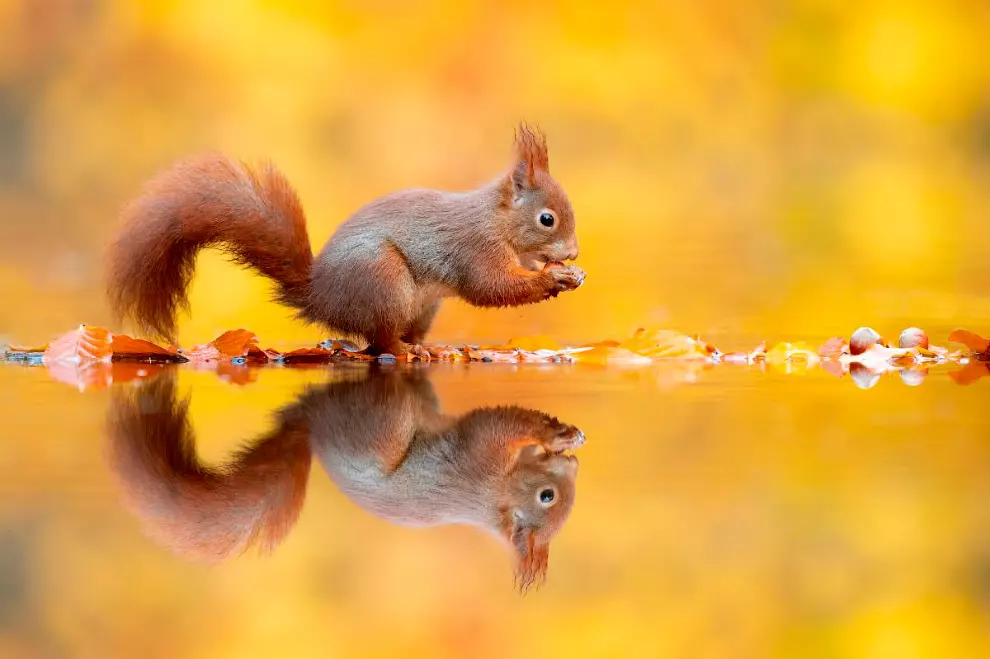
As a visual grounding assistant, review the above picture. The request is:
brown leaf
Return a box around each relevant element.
[947,329,990,353]
[110,334,184,362]
[43,325,112,364]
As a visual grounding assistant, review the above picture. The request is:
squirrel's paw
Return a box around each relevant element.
[547,263,586,293]
[546,423,587,453]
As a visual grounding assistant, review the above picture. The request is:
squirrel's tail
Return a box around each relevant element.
[107,153,313,342]
[107,374,312,562]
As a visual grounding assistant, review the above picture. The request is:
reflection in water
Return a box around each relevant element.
[106,367,584,590]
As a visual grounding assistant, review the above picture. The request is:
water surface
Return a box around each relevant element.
[2,351,989,658]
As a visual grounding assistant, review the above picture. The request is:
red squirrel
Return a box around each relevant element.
[107,366,584,591]
[107,124,585,355]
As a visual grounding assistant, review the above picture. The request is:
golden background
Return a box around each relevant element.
[1,0,988,349]
[3,2,990,658]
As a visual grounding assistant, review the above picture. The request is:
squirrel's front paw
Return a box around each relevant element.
[547,263,586,293]
[546,423,587,453]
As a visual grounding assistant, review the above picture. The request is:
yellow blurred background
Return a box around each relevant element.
[1,0,989,349]
[4,3,990,657]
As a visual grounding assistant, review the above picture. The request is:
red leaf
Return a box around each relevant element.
[947,329,990,353]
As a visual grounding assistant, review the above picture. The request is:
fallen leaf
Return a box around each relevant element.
[278,347,334,364]
[47,361,169,392]
[470,349,522,363]
[43,325,113,364]
[818,337,848,360]
[573,346,653,365]
[822,360,847,378]
[949,362,990,386]
[185,329,260,362]
[110,335,185,362]
[581,340,621,349]
[947,329,990,353]
[8,342,48,353]
[765,341,820,365]
[619,328,715,359]
[507,335,562,352]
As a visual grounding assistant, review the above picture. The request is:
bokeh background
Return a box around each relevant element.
[4,3,990,659]
[1,0,989,348]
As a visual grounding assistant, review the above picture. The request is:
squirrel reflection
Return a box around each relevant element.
[107,367,584,590]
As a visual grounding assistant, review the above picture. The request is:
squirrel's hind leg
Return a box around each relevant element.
[308,242,416,354]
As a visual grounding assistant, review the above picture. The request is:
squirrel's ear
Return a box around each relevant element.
[503,509,548,592]
[506,123,549,199]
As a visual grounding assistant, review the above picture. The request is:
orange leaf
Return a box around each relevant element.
[43,325,113,364]
[573,346,653,365]
[618,328,713,359]
[46,361,168,392]
[213,329,260,357]
[8,342,48,353]
[581,340,621,349]
[110,334,184,362]
[949,362,990,386]
[217,363,259,386]
[947,329,990,353]
[765,341,819,365]
[507,335,562,351]
[818,337,848,360]
[185,329,260,362]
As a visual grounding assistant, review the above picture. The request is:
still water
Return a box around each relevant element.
[2,344,990,658]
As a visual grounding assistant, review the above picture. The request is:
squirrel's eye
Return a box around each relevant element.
[539,488,555,504]
[538,212,555,228]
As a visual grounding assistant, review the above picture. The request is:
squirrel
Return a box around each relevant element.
[106,366,585,591]
[106,124,585,355]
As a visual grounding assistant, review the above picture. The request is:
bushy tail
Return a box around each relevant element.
[106,374,312,562]
[107,153,313,341]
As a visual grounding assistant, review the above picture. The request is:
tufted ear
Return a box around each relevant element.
[501,507,549,593]
[507,123,549,198]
